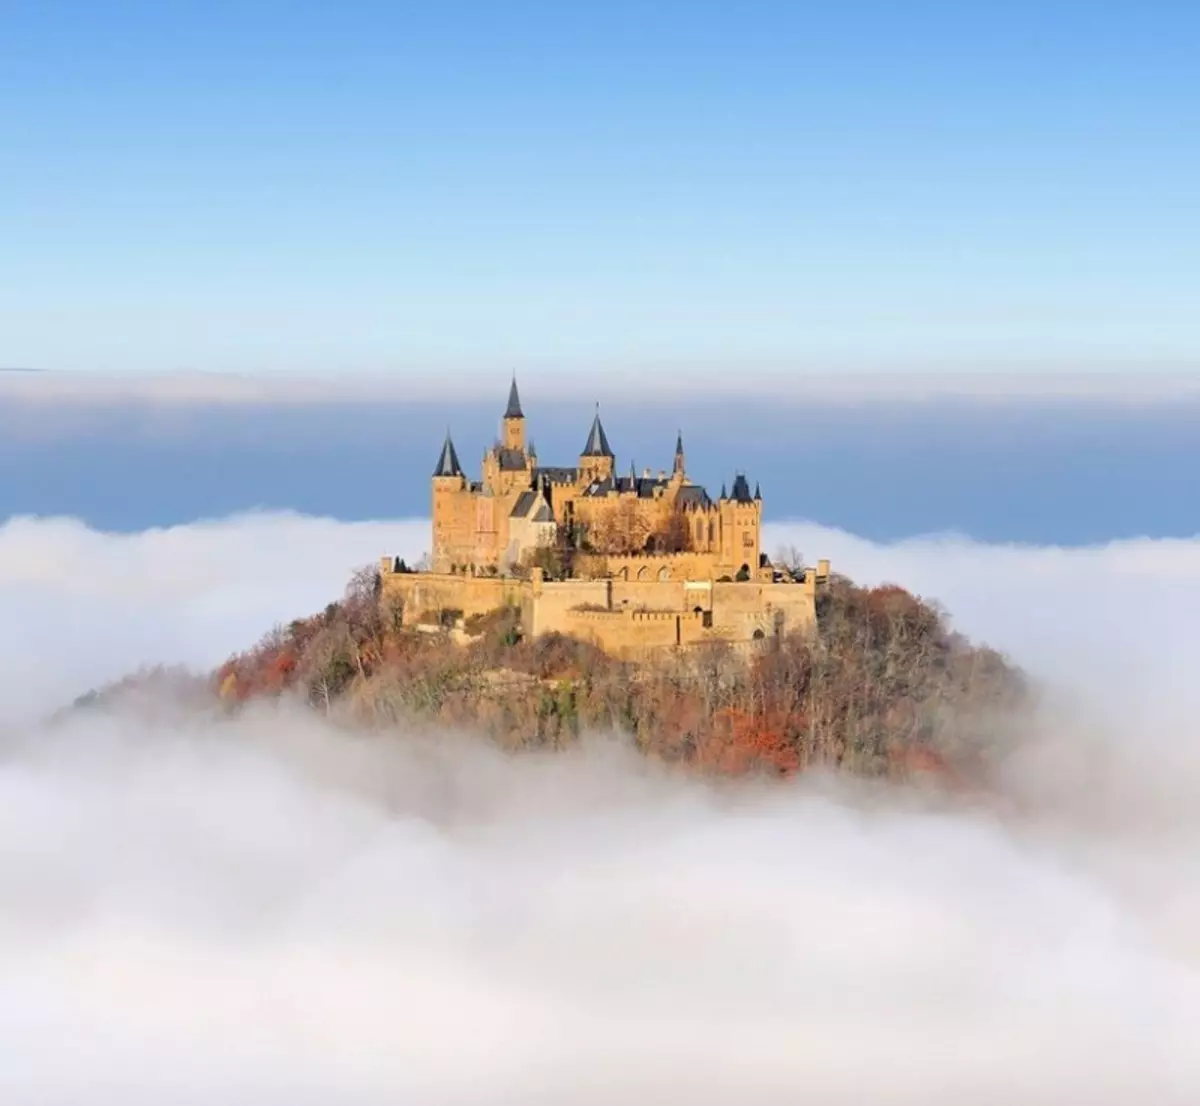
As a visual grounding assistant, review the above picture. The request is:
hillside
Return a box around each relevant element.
[202,566,1026,783]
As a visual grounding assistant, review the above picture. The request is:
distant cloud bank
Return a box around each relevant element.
[4,367,1200,406]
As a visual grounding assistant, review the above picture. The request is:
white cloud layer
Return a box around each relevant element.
[2,512,1200,1102]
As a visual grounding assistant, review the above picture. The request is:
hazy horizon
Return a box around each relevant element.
[4,376,1198,545]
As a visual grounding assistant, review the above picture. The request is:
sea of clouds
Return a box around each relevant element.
[3,511,1200,1103]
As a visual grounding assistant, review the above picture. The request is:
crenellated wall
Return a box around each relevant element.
[379,557,826,655]
[380,562,526,625]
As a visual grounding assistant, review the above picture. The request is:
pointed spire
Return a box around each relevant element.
[504,374,524,419]
[581,403,613,457]
[675,430,684,456]
[433,429,463,477]
[754,481,762,500]
[720,482,728,500]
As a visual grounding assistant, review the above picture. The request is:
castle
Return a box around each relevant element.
[381,378,829,658]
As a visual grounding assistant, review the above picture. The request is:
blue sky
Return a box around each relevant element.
[2,1,1197,378]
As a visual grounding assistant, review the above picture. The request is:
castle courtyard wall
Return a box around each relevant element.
[380,560,822,655]
[380,565,526,626]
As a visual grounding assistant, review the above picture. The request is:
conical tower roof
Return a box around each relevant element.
[581,405,613,458]
[504,375,523,419]
[433,430,463,477]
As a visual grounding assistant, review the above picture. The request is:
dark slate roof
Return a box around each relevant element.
[604,473,669,498]
[582,476,614,497]
[510,490,538,518]
[531,502,554,523]
[505,376,523,419]
[676,484,713,509]
[731,474,754,503]
[433,433,463,477]
[581,409,614,457]
[533,465,578,484]
[497,447,527,471]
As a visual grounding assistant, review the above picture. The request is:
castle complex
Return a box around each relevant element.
[381,378,829,658]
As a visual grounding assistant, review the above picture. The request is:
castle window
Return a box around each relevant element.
[658,567,670,582]
[708,521,715,545]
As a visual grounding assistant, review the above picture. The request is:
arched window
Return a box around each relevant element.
[708,520,715,545]
[752,628,766,640]
[695,519,704,545]
[637,565,651,581]
[658,567,670,582]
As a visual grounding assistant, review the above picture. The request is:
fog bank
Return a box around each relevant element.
[2,512,1200,1101]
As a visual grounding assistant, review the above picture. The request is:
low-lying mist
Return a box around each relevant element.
[2,512,1200,1102]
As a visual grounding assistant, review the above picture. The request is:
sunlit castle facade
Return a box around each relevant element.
[380,377,829,659]
[430,377,763,581]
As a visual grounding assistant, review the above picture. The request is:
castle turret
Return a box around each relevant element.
[431,430,468,571]
[502,374,526,452]
[580,404,614,482]
[718,473,762,577]
[432,430,463,479]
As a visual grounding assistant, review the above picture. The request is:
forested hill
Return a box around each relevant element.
[142,567,1025,783]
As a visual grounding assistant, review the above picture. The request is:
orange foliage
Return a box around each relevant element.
[701,707,802,776]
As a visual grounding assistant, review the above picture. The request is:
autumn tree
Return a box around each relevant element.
[651,507,692,554]
[584,498,654,555]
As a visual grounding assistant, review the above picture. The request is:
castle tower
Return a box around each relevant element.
[673,430,685,477]
[502,375,526,452]
[719,473,762,577]
[431,430,466,570]
[579,405,615,482]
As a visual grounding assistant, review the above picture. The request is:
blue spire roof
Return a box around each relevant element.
[581,405,613,458]
[433,431,463,477]
[504,375,523,419]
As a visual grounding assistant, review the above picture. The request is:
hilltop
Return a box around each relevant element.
[193,564,1026,783]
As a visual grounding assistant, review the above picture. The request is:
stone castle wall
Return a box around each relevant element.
[380,558,823,658]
